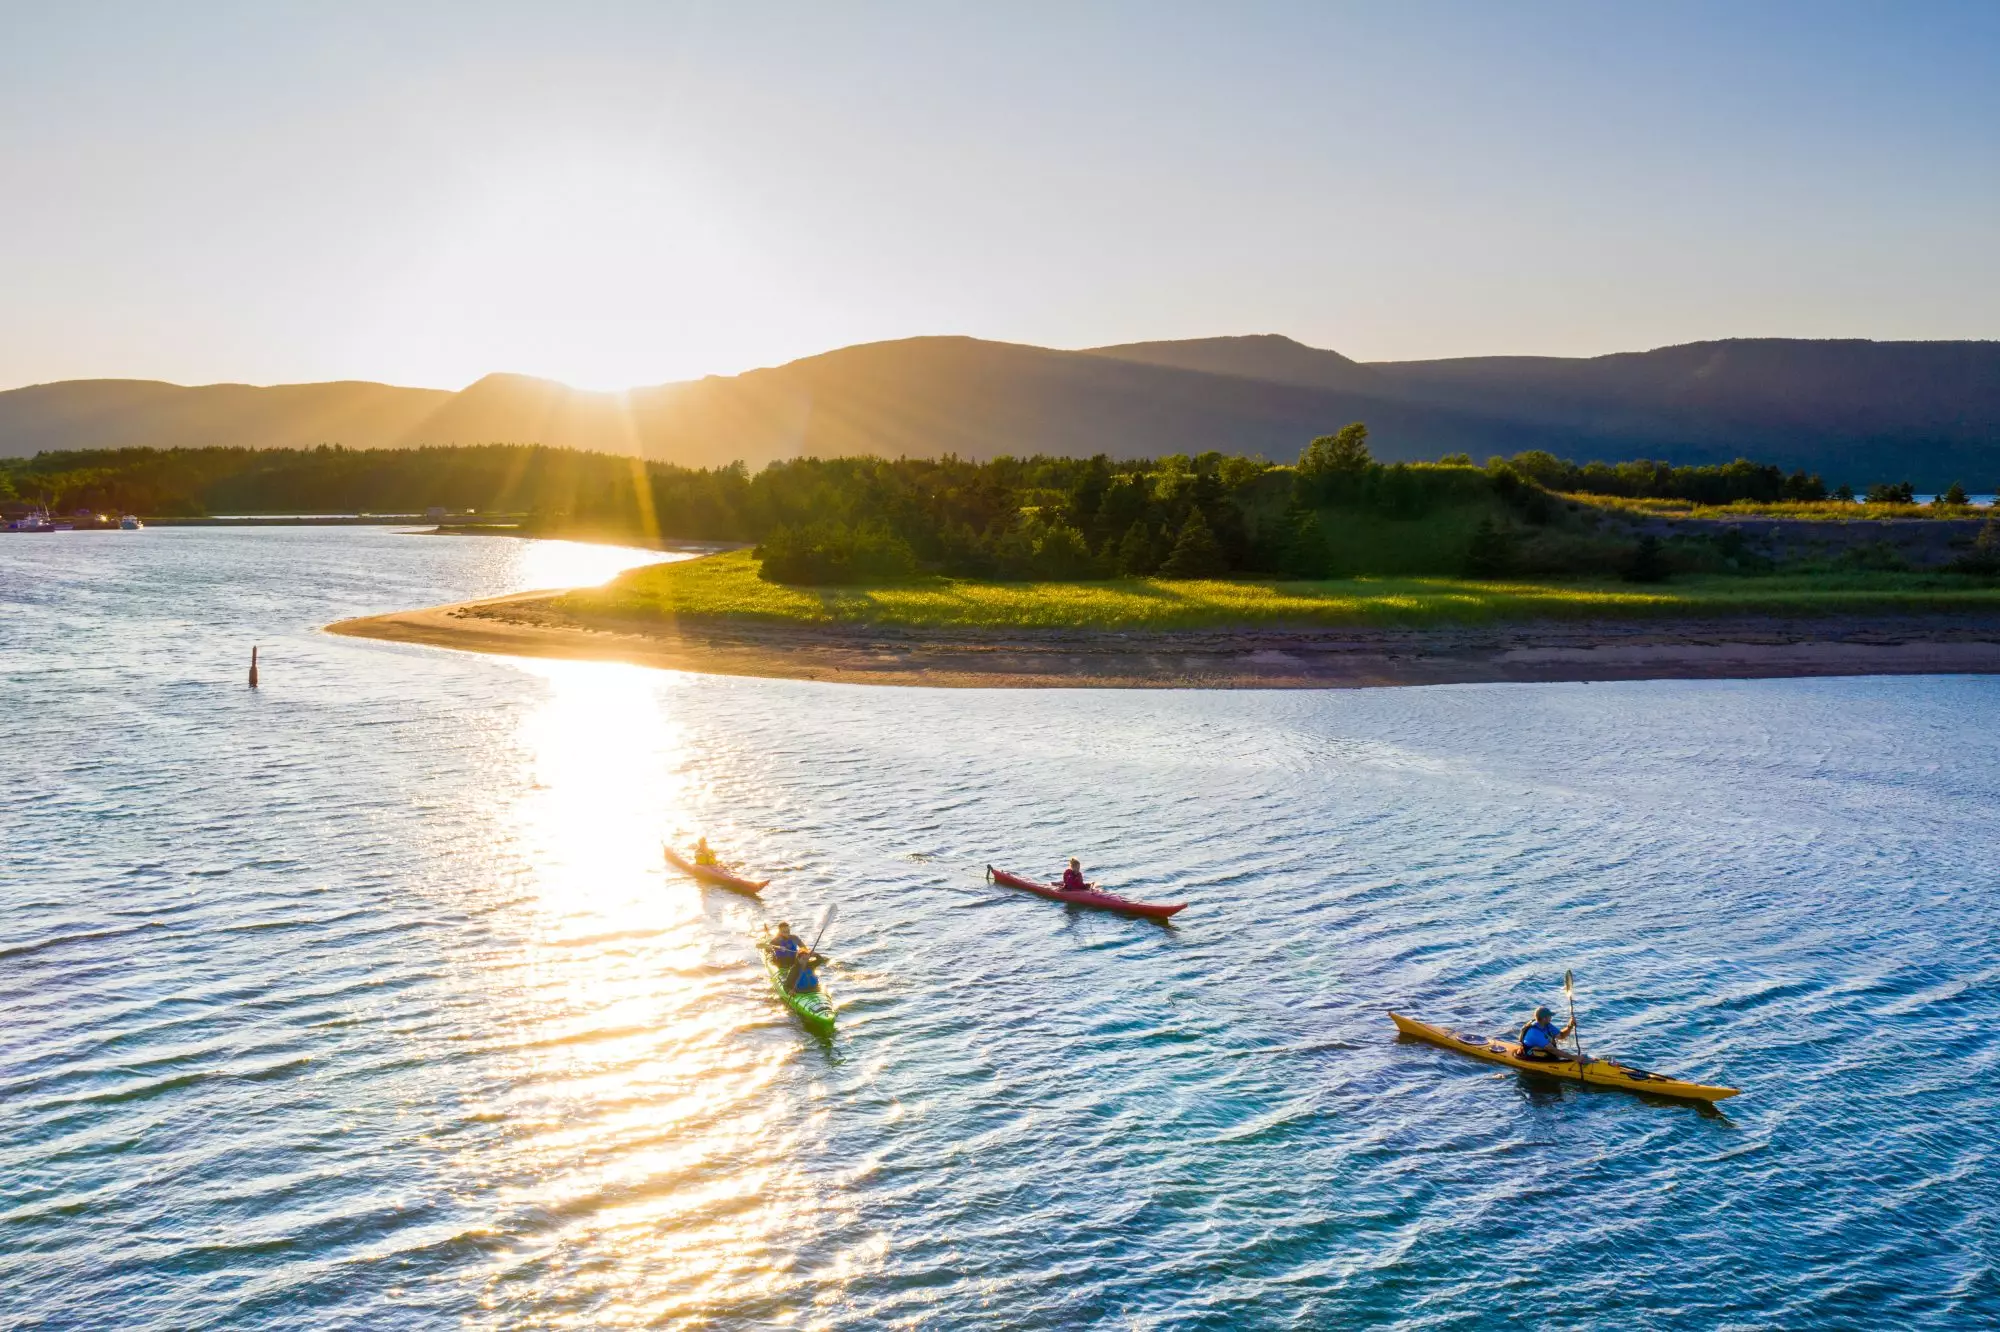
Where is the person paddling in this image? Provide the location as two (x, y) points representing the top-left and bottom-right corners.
(1059, 858), (1091, 893)
(769, 921), (803, 965)
(786, 947), (824, 995)
(693, 836), (719, 867)
(1516, 1005), (1576, 1061)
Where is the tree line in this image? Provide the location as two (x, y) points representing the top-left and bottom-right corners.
(2, 435), (1974, 584)
(1482, 451), (1829, 504)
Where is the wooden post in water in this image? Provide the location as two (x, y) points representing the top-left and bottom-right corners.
(248, 646), (260, 688)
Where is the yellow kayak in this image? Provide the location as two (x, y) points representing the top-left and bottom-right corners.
(1390, 1012), (1740, 1103)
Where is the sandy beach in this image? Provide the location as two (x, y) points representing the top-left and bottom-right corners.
(325, 590), (2000, 689)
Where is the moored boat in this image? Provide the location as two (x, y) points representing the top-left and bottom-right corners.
(1389, 1011), (1739, 1103)
(663, 843), (768, 895)
(986, 865), (1187, 920)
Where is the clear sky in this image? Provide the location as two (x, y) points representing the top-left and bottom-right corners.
(3, 2), (1996, 391)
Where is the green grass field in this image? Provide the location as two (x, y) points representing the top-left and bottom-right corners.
(554, 549), (2000, 632)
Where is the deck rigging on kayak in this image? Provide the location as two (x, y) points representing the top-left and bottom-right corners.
(664, 842), (769, 895)
(986, 864), (1187, 920)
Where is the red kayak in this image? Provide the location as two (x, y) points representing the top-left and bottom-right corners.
(986, 865), (1187, 920)
(664, 844), (768, 895)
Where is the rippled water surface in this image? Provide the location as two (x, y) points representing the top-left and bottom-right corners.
(4, 528), (1998, 1329)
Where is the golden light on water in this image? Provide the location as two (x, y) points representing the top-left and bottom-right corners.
(511, 540), (691, 594)
(512, 658), (687, 912)
(464, 656), (852, 1324)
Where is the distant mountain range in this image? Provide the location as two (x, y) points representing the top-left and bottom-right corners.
(5, 334), (1997, 485)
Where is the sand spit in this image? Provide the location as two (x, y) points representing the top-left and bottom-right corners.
(325, 592), (2000, 689)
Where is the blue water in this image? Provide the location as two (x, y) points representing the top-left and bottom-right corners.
(3, 528), (1997, 1329)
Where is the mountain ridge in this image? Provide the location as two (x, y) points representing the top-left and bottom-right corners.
(5, 334), (1998, 484)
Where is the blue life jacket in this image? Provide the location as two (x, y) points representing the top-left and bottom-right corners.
(771, 936), (800, 961)
(792, 965), (819, 993)
(1521, 1020), (1558, 1050)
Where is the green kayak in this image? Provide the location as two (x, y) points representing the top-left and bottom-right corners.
(762, 946), (835, 1038)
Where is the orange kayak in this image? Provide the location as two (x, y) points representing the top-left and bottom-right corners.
(663, 844), (768, 895)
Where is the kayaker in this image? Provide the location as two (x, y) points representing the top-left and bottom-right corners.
(694, 837), (719, 867)
(769, 922), (802, 964)
(786, 950), (824, 995)
(1060, 858), (1090, 893)
(1516, 1006), (1575, 1061)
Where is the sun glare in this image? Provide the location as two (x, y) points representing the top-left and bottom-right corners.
(366, 150), (815, 390)
(512, 540), (690, 592)
(483, 658), (855, 1317)
(511, 658), (685, 910)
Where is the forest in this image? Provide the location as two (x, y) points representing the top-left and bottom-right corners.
(0, 432), (1908, 584)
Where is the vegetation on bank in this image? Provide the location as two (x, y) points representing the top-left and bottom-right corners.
(5, 437), (1994, 586)
(556, 549), (2000, 631)
(1574, 493), (1988, 521)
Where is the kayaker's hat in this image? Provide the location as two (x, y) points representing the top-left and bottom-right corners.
(777, 921), (791, 933)
(1534, 1006), (1553, 1020)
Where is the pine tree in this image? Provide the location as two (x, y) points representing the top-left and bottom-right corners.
(1461, 517), (1513, 579)
(1281, 510), (1332, 578)
(1622, 533), (1670, 583)
(1115, 521), (1157, 576)
(1159, 509), (1228, 578)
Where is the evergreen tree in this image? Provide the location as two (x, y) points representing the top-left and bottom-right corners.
(1115, 521), (1157, 576)
(1622, 533), (1670, 583)
(1159, 509), (1229, 578)
(1280, 510), (1332, 578)
(1461, 518), (1513, 579)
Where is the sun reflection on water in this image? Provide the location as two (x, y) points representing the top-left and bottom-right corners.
(512, 658), (687, 913)
(463, 658), (853, 1326)
(509, 539), (692, 593)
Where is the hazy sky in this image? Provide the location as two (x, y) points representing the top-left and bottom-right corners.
(3, 2), (1996, 390)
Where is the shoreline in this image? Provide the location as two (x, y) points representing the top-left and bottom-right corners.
(325, 591), (2000, 689)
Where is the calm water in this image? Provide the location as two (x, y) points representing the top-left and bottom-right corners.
(3, 528), (1997, 1329)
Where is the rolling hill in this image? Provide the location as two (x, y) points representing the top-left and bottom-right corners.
(4, 335), (1997, 484)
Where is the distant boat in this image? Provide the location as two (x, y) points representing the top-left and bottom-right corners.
(120, 515), (143, 530)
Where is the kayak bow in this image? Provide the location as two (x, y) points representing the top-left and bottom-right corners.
(664, 844), (768, 895)
(762, 945), (836, 1038)
(986, 865), (1187, 920)
(1390, 1011), (1739, 1103)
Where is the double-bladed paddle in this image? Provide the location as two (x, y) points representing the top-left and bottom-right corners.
(1563, 969), (1585, 1086)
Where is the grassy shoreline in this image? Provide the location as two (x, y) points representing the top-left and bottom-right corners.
(554, 549), (2000, 633)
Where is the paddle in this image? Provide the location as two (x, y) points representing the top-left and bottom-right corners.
(1563, 969), (1585, 1086)
(808, 903), (837, 959)
(775, 904), (836, 995)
